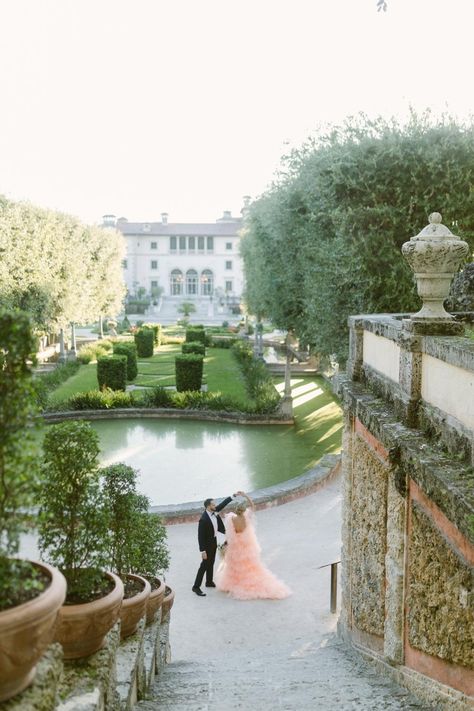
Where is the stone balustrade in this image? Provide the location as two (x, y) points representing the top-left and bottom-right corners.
(340, 311), (474, 709)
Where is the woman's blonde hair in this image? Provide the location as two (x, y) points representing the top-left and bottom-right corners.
(235, 500), (247, 515)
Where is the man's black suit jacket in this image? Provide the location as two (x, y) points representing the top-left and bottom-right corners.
(198, 496), (233, 552)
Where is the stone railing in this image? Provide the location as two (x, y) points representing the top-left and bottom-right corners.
(2, 597), (173, 710)
(339, 311), (474, 709)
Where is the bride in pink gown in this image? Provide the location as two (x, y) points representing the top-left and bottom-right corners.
(215, 491), (291, 600)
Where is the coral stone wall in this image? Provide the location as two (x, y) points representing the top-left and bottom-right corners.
(350, 433), (388, 637)
(341, 313), (474, 708)
(408, 501), (474, 668)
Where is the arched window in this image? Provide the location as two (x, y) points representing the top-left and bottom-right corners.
(170, 269), (183, 296)
(186, 269), (198, 296)
(200, 269), (213, 296)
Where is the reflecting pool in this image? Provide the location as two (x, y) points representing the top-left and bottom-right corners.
(90, 410), (341, 506)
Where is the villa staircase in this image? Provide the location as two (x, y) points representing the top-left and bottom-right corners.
(136, 639), (431, 710)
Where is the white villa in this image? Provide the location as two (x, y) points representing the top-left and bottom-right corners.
(102, 201), (248, 304)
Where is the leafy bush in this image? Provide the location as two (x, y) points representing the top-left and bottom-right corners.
(175, 353), (204, 392)
(0, 310), (44, 610)
(97, 355), (127, 391)
(101, 464), (169, 578)
(67, 388), (135, 410)
(33, 360), (81, 408)
(38, 421), (111, 602)
(182, 340), (206, 356)
(142, 386), (174, 408)
(125, 300), (149, 314)
(232, 341), (280, 407)
(113, 342), (138, 380)
(134, 328), (155, 357)
(78, 340), (113, 364)
(185, 327), (206, 345)
(210, 337), (237, 349)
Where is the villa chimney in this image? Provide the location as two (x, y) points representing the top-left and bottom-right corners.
(102, 214), (117, 227)
(161, 212), (168, 225)
(222, 210), (232, 220)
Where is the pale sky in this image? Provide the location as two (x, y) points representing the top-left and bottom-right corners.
(0, 0), (472, 224)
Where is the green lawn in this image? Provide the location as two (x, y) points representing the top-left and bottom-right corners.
(48, 345), (249, 405)
(273, 375), (342, 458)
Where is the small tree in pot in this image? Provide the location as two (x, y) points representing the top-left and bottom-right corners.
(0, 310), (67, 702)
(38, 421), (124, 658)
(101, 463), (170, 632)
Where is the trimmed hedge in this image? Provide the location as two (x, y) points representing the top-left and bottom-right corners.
(77, 339), (113, 364)
(134, 328), (154, 357)
(113, 342), (138, 380)
(142, 323), (162, 346)
(33, 360), (81, 409)
(182, 341), (205, 356)
(175, 353), (204, 392)
(185, 327), (206, 346)
(97, 355), (127, 391)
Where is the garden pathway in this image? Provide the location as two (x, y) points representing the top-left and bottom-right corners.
(138, 476), (433, 710)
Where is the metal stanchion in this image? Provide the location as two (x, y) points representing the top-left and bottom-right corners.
(317, 560), (341, 613)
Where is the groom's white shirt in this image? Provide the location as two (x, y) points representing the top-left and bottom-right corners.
(207, 510), (218, 536)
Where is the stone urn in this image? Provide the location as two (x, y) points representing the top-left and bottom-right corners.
(119, 573), (151, 639)
(0, 561), (67, 703)
(145, 576), (166, 625)
(54, 571), (124, 659)
(401, 212), (469, 320)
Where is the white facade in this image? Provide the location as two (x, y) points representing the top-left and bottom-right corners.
(103, 210), (245, 302)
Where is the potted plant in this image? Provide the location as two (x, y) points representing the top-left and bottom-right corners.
(0, 310), (67, 702)
(38, 420), (124, 659)
(101, 463), (170, 635)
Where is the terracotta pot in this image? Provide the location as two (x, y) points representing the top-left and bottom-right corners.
(0, 560), (67, 703)
(55, 571), (124, 660)
(161, 585), (175, 620)
(145, 577), (166, 625)
(119, 573), (151, 639)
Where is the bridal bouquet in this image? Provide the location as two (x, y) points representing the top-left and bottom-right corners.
(217, 541), (228, 558)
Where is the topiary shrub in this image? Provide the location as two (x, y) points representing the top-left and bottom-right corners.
(97, 355), (127, 391)
(134, 328), (155, 357)
(142, 323), (162, 346)
(175, 353), (204, 392)
(185, 327), (206, 346)
(113, 342), (138, 380)
(182, 340), (206, 356)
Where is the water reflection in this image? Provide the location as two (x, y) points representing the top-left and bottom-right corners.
(90, 381), (342, 506)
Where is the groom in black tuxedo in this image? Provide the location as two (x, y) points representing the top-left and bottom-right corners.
(192, 493), (237, 596)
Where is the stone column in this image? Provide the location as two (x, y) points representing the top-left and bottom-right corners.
(58, 328), (67, 364)
(338, 410), (354, 639)
(98, 315), (104, 340)
(383, 463), (408, 664)
(280, 334), (293, 418)
(68, 322), (77, 360)
(346, 317), (364, 381)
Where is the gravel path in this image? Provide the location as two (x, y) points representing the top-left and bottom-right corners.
(138, 477), (433, 710)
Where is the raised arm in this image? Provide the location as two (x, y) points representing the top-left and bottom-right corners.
(236, 490), (255, 510)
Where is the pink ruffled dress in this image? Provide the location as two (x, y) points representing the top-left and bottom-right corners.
(215, 510), (291, 600)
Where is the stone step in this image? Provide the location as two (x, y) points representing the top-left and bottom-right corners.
(136, 640), (433, 711)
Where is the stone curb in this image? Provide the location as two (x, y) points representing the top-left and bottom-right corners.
(150, 453), (341, 524)
(42, 408), (294, 426)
